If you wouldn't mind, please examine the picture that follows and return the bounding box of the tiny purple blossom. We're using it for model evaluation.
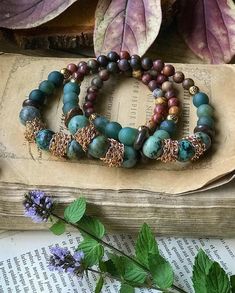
[23,190,54,223]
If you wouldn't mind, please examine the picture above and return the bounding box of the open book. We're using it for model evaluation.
[0,54,235,236]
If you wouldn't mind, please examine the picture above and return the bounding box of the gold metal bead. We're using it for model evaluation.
[60,68,71,80]
[169,106,180,115]
[132,70,142,79]
[189,85,199,95]
[155,97,167,105]
[89,113,98,122]
[167,114,178,124]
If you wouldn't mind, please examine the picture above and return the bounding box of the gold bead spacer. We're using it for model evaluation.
[132,70,142,79]
[155,97,167,105]
[189,85,199,95]
[167,114,178,124]
[60,68,71,80]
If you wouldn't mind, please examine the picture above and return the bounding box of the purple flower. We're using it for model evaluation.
[23,190,54,223]
[48,246,85,276]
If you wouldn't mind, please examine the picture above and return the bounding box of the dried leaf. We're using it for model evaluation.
[94,0,162,56]
[0,0,77,29]
[178,0,235,63]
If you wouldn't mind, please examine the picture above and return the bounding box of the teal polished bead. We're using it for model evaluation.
[35,129,54,150]
[105,122,122,140]
[63,92,78,104]
[142,136,163,159]
[197,104,213,117]
[39,80,55,95]
[159,120,176,136]
[19,106,41,125]
[153,129,170,140]
[29,89,45,105]
[193,92,209,107]
[177,139,195,162]
[63,82,80,94]
[122,146,137,168]
[68,115,89,135]
[88,135,109,159]
[197,116,214,128]
[48,71,63,87]
[67,140,84,159]
[94,116,109,133]
[194,132,211,150]
[118,127,138,146]
[62,101,78,114]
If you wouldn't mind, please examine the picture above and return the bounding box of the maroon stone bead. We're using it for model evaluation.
[194,125,215,138]
[153,113,163,124]
[165,90,176,99]
[77,61,87,67]
[154,104,167,116]
[120,51,130,59]
[72,71,84,82]
[148,80,158,91]
[85,107,95,117]
[99,69,110,81]
[156,74,167,85]
[168,97,179,107]
[141,73,152,85]
[83,101,93,110]
[67,63,78,74]
[86,92,97,102]
[153,59,164,72]
[22,99,41,109]
[78,64,89,75]
[118,59,130,71]
[162,64,175,77]
[87,86,99,94]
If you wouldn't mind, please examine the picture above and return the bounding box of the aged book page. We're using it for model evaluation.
[0,54,235,194]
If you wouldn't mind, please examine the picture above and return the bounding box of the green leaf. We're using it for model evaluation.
[206,262,231,293]
[78,215,105,239]
[120,283,134,293]
[135,223,158,268]
[49,220,65,235]
[95,276,104,293]
[99,259,119,277]
[192,249,214,293]
[109,254,125,277]
[148,253,174,289]
[64,197,86,223]
[231,275,235,293]
[78,237,104,267]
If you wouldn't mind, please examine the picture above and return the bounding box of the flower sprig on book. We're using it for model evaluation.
[23,190,235,293]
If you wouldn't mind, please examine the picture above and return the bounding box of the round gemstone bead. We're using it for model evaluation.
[62,101,78,115]
[194,132,211,150]
[193,124,215,138]
[67,140,84,159]
[68,115,89,135]
[197,116,214,128]
[142,136,163,159]
[87,59,99,73]
[141,57,153,70]
[169,106,180,115]
[133,126,149,150]
[47,71,64,87]
[118,59,130,71]
[99,69,110,81]
[177,139,195,162]
[120,51,130,59]
[159,120,176,136]
[193,92,209,107]
[94,116,109,133]
[35,129,54,150]
[88,135,109,158]
[63,92,78,104]
[97,55,109,67]
[162,64,175,76]
[153,88,164,98]
[118,127,138,146]
[153,59,164,72]
[182,78,194,90]
[91,77,103,89]
[63,82,80,94]
[173,71,185,83]
[148,80,158,91]
[29,89,45,105]
[19,106,41,125]
[168,97,179,107]
[66,63,78,73]
[142,73,152,85]
[107,62,119,73]
[39,80,55,95]
[122,146,138,168]
[107,51,120,62]
[162,81,174,92]
[105,122,122,140]
[153,129,170,140]
[130,57,141,70]
[156,74,167,85]
[197,104,213,117]
[22,99,40,109]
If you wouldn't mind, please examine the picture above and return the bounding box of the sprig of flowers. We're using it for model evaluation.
[23,190,235,293]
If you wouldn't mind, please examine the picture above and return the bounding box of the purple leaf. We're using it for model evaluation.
[177,0,235,63]
[0,0,77,29]
[94,0,162,57]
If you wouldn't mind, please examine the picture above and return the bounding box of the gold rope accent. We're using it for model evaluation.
[24,118,45,142]
[100,139,124,167]
[49,132,72,158]
[158,139,179,163]
[74,124,99,152]
[187,135,206,161]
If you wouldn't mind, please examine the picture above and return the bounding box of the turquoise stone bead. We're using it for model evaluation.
[48,71,63,87]
[153,129,170,140]
[39,80,55,95]
[159,120,176,136]
[35,129,54,150]
[19,106,41,125]
[68,115,89,135]
[63,82,80,94]
[29,89,45,105]
[62,101,78,114]
[94,116,109,133]
[193,92,209,107]
[142,136,163,159]
[118,127,138,146]
[63,92,79,104]
[67,140,84,159]
[194,132,211,150]
[122,146,137,168]
[105,122,122,140]
[197,104,213,117]
[197,116,214,128]
[177,139,195,162]
[88,135,109,158]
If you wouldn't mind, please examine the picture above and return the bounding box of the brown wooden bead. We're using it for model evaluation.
[99,69,110,81]
[64,106,83,127]
[162,81,174,92]
[182,78,194,90]
[162,64,175,76]
[120,51,130,59]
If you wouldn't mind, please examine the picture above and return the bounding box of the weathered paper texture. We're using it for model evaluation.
[0,54,235,194]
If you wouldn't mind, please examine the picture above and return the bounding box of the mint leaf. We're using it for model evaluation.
[231,275,235,293]
[99,259,119,277]
[135,223,158,268]
[78,237,104,267]
[49,220,65,235]
[109,254,125,277]
[120,283,134,293]
[78,215,105,239]
[192,249,213,293]
[95,276,104,293]
[148,253,174,289]
[206,262,231,293]
[64,197,86,223]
